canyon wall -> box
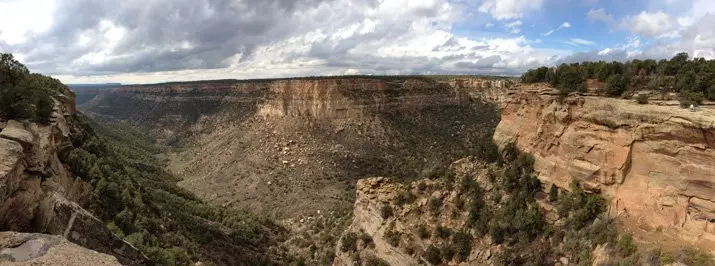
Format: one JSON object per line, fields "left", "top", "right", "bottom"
{"left": 493, "top": 85, "right": 715, "bottom": 248}
{"left": 258, "top": 78, "right": 467, "bottom": 118}
{"left": 0, "top": 93, "right": 146, "bottom": 265}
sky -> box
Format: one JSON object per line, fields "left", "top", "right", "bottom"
{"left": 0, "top": 0, "right": 714, "bottom": 84}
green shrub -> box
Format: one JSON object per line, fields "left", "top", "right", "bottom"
{"left": 605, "top": 74, "right": 628, "bottom": 97}
{"left": 385, "top": 229, "right": 400, "bottom": 247}
{"left": 548, "top": 184, "right": 558, "bottom": 202}
{"left": 380, "top": 204, "right": 393, "bottom": 219}
{"left": 364, "top": 255, "right": 390, "bottom": 266}
{"left": 395, "top": 188, "right": 416, "bottom": 206}
{"left": 679, "top": 90, "right": 704, "bottom": 108}
{"left": 429, "top": 197, "right": 443, "bottom": 216}
{"left": 677, "top": 247, "right": 713, "bottom": 266}
{"left": 425, "top": 245, "right": 442, "bottom": 265}
{"left": 453, "top": 231, "right": 472, "bottom": 261}
{"left": 616, "top": 233, "right": 637, "bottom": 257}
{"left": 417, "top": 182, "right": 427, "bottom": 192}
{"left": 358, "top": 230, "right": 373, "bottom": 247}
{"left": 417, "top": 224, "right": 430, "bottom": 239}
{"left": 341, "top": 232, "right": 358, "bottom": 253}
{"left": 636, "top": 94, "right": 649, "bottom": 104}
{"left": 434, "top": 225, "right": 452, "bottom": 239}
{"left": 440, "top": 244, "right": 455, "bottom": 261}
{"left": 708, "top": 85, "right": 715, "bottom": 101}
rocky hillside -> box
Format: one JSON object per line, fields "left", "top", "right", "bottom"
{"left": 83, "top": 77, "right": 504, "bottom": 220}
{"left": 1, "top": 55, "right": 290, "bottom": 266}
{"left": 493, "top": 85, "right": 715, "bottom": 250}
{"left": 0, "top": 92, "right": 147, "bottom": 264}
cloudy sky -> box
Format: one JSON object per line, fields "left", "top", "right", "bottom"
{"left": 1, "top": 0, "right": 714, "bottom": 84}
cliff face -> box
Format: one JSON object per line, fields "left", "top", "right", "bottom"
{"left": 493, "top": 85, "right": 715, "bottom": 247}
{"left": 0, "top": 93, "right": 145, "bottom": 265}
{"left": 258, "top": 78, "right": 467, "bottom": 118}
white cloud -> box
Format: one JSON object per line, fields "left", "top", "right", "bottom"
{"left": 478, "top": 0, "right": 545, "bottom": 20}
{"left": 0, "top": 0, "right": 567, "bottom": 83}
{"left": 566, "top": 38, "right": 596, "bottom": 45}
{"left": 505, "top": 20, "right": 523, "bottom": 34}
{"left": 586, "top": 8, "right": 614, "bottom": 24}
{"left": 542, "top": 21, "right": 570, "bottom": 36}
{"left": 624, "top": 11, "right": 675, "bottom": 37}
{"left": 0, "top": 0, "right": 55, "bottom": 45}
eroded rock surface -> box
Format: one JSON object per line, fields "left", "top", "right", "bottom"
{"left": 493, "top": 86, "right": 715, "bottom": 247}
{"left": 0, "top": 232, "right": 119, "bottom": 265}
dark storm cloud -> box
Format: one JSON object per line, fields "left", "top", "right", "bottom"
{"left": 13, "top": 0, "right": 336, "bottom": 75}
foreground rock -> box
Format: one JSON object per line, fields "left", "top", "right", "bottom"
{"left": 0, "top": 232, "right": 119, "bottom": 265}
{"left": 493, "top": 85, "right": 715, "bottom": 248}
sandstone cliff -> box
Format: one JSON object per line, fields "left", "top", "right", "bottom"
{"left": 0, "top": 93, "right": 145, "bottom": 265}
{"left": 493, "top": 85, "right": 715, "bottom": 249}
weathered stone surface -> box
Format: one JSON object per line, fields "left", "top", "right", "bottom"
{"left": 0, "top": 121, "right": 34, "bottom": 149}
{"left": 0, "top": 232, "right": 119, "bottom": 265}
{"left": 493, "top": 86, "right": 715, "bottom": 247}
{"left": 334, "top": 178, "right": 420, "bottom": 266}
{"left": 258, "top": 78, "right": 468, "bottom": 119}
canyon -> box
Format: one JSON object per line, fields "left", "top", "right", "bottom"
{"left": 4, "top": 75, "right": 715, "bottom": 265}
{"left": 83, "top": 77, "right": 503, "bottom": 220}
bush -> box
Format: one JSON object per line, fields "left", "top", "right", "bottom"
{"left": 417, "top": 224, "right": 430, "bottom": 239}
{"left": 429, "top": 197, "right": 443, "bottom": 216}
{"left": 434, "top": 225, "right": 452, "bottom": 239}
{"left": 385, "top": 229, "right": 400, "bottom": 247}
{"left": 395, "top": 188, "right": 416, "bottom": 206}
{"left": 380, "top": 204, "right": 393, "bottom": 219}
{"left": 548, "top": 184, "right": 558, "bottom": 202}
{"left": 453, "top": 231, "right": 472, "bottom": 261}
{"left": 425, "top": 245, "right": 442, "bottom": 265}
{"left": 605, "top": 74, "right": 628, "bottom": 97}
{"left": 616, "top": 233, "right": 637, "bottom": 257}
{"left": 341, "top": 232, "right": 358, "bottom": 253}
{"left": 364, "top": 255, "right": 390, "bottom": 266}
{"left": 708, "top": 85, "right": 715, "bottom": 101}
{"left": 636, "top": 94, "right": 649, "bottom": 104}
{"left": 679, "top": 90, "right": 704, "bottom": 108}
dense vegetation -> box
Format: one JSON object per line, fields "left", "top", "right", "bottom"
{"left": 522, "top": 53, "right": 715, "bottom": 106}
{"left": 0, "top": 53, "right": 70, "bottom": 123}
{"left": 61, "top": 116, "right": 285, "bottom": 265}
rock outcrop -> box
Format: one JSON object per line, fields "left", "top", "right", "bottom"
{"left": 493, "top": 85, "right": 715, "bottom": 248}
{"left": 0, "top": 94, "right": 147, "bottom": 265}
{"left": 0, "top": 232, "right": 120, "bottom": 265}
{"left": 258, "top": 78, "right": 467, "bottom": 118}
